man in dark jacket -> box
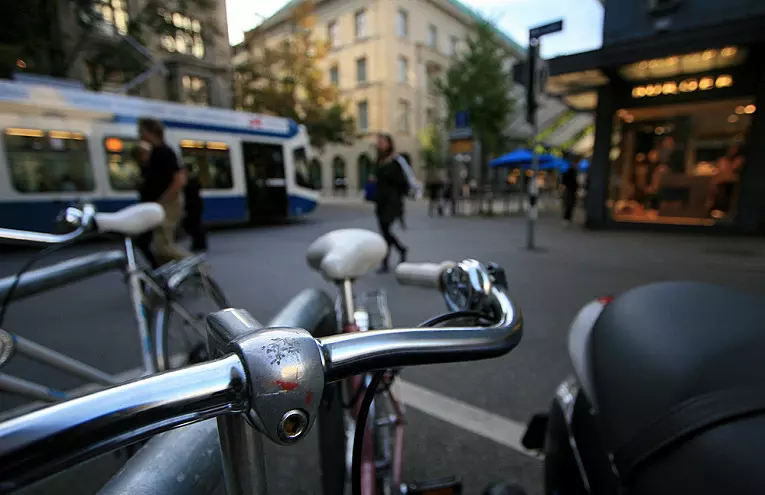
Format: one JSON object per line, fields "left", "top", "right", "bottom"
{"left": 561, "top": 160, "right": 579, "bottom": 225}
{"left": 182, "top": 166, "right": 207, "bottom": 252}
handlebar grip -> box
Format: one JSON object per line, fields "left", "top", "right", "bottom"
{"left": 394, "top": 261, "right": 455, "bottom": 289}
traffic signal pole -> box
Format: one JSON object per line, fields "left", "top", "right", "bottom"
{"left": 523, "top": 20, "right": 563, "bottom": 251}
{"left": 526, "top": 39, "right": 540, "bottom": 250}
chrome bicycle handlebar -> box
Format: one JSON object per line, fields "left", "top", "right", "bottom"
{"left": 319, "top": 284, "right": 519, "bottom": 381}
{"left": 0, "top": 259, "right": 522, "bottom": 492}
{"left": 0, "top": 355, "right": 246, "bottom": 492}
{"left": 0, "top": 203, "right": 96, "bottom": 245}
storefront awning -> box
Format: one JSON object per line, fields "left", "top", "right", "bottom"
{"left": 545, "top": 15, "right": 765, "bottom": 110}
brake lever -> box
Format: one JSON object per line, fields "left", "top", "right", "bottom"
{"left": 487, "top": 263, "right": 508, "bottom": 291}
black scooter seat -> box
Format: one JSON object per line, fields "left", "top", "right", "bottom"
{"left": 591, "top": 281, "right": 765, "bottom": 493}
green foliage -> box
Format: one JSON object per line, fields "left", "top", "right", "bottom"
{"left": 419, "top": 123, "right": 445, "bottom": 175}
{"left": 435, "top": 19, "right": 515, "bottom": 178}
{"left": 235, "top": 1, "right": 355, "bottom": 151}
{"left": 0, "top": 0, "right": 217, "bottom": 90}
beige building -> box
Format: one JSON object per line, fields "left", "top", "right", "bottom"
{"left": 238, "top": 0, "right": 525, "bottom": 196}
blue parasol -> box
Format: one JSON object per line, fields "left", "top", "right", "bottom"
{"left": 488, "top": 149, "right": 557, "bottom": 168}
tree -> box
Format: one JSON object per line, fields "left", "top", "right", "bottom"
{"left": 0, "top": 0, "right": 218, "bottom": 90}
{"left": 418, "top": 123, "right": 446, "bottom": 181}
{"left": 435, "top": 19, "right": 515, "bottom": 184}
{"left": 234, "top": 0, "right": 355, "bottom": 151}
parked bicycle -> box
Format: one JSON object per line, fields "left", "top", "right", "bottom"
{"left": 0, "top": 239, "right": 523, "bottom": 494}
{"left": 0, "top": 202, "right": 228, "bottom": 406}
{"left": 307, "top": 229, "right": 496, "bottom": 494}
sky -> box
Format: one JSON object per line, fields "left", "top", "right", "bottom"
{"left": 225, "top": 0, "right": 604, "bottom": 59}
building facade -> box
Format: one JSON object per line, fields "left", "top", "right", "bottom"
{"left": 21, "top": 0, "right": 232, "bottom": 108}
{"left": 238, "top": 0, "right": 527, "bottom": 196}
{"left": 548, "top": 0, "right": 765, "bottom": 233}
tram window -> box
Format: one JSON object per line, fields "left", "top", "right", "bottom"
{"left": 179, "top": 140, "right": 233, "bottom": 189}
{"left": 293, "top": 147, "right": 315, "bottom": 189}
{"left": 104, "top": 136, "right": 142, "bottom": 191}
{"left": 4, "top": 128, "right": 94, "bottom": 193}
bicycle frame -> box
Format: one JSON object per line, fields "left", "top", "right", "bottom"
{"left": 0, "top": 226, "right": 213, "bottom": 405}
{"left": 336, "top": 279, "right": 404, "bottom": 495}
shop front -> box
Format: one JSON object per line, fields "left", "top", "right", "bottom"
{"left": 548, "top": 29, "right": 765, "bottom": 233}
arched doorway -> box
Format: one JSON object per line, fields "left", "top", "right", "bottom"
{"left": 357, "top": 153, "right": 373, "bottom": 191}
{"left": 309, "top": 158, "right": 322, "bottom": 190}
{"left": 332, "top": 155, "right": 347, "bottom": 196}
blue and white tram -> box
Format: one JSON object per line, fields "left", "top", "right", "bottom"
{"left": 0, "top": 80, "right": 319, "bottom": 232}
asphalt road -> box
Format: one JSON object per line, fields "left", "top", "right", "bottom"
{"left": 4, "top": 202, "right": 765, "bottom": 495}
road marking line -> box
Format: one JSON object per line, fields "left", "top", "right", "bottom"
{"left": 393, "top": 379, "right": 542, "bottom": 460}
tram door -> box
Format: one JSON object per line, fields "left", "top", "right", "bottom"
{"left": 241, "top": 141, "right": 288, "bottom": 222}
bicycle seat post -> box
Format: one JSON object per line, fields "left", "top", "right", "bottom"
{"left": 339, "top": 278, "right": 356, "bottom": 327}
{"left": 207, "top": 310, "right": 269, "bottom": 495}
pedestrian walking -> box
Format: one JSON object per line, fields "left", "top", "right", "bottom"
{"left": 561, "top": 160, "right": 580, "bottom": 226}
{"left": 132, "top": 140, "right": 159, "bottom": 269}
{"left": 137, "top": 118, "right": 192, "bottom": 265}
{"left": 182, "top": 164, "right": 207, "bottom": 252}
{"left": 373, "top": 133, "right": 409, "bottom": 273}
{"left": 427, "top": 170, "right": 445, "bottom": 217}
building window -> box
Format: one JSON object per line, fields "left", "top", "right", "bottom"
{"left": 450, "top": 36, "right": 458, "bottom": 57}
{"left": 428, "top": 25, "right": 437, "bottom": 49}
{"left": 328, "top": 20, "right": 339, "bottom": 49}
{"left": 104, "top": 136, "right": 142, "bottom": 190}
{"left": 181, "top": 75, "right": 210, "bottom": 106}
{"left": 329, "top": 65, "right": 339, "bottom": 86}
{"left": 355, "top": 10, "right": 367, "bottom": 39}
{"left": 426, "top": 67, "right": 441, "bottom": 95}
{"left": 397, "top": 9, "right": 408, "bottom": 38}
{"left": 293, "top": 147, "right": 317, "bottom": 190}
{"left": 309, "top": 158, "right": 323, "bottom": 190}
{"left": 427, "top": 107, "right": 437, "bottom": 125}
{"left": 159, "top": 9, "right": 205, "bottom": 59}
{"left": 356, "top": 57, "right": 367, "bottom": 84}
{"left": 397, "top": 100, "right": 410, "bottom": 133}
{"left": 357, "top": 100, "right": 369, "bottom": 132}
{"left": 398, "top": 56, "right": 408, "bottom": 83}
{"left": 4, "top": 128, "right": 94, "bottom": 193}
{"left": 179, "top": 140, "right": 234, "bottom": 189}
{"left": 608, "top": 98, "right": 755, "bottom": 226}
{"left": 93, "top": 0, "right": 129, "bottom": 35}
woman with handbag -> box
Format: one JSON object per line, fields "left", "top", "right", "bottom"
{"left": 373, "top": 133, "right": 409, "bottom": 273}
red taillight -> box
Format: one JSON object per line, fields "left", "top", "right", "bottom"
{"left": 597, "top": 296, "right": 614, "bottom": 305}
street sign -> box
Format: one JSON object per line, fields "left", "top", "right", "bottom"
{"left": 529, "top": 20, "right": 563, "bottom": 40}
{"left": 449, "top": 128, "right": 473, "bottom": 140}
{"left": 455, "top": 110, "right": 470, "bottom": 129}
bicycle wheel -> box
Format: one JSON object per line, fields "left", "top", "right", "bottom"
{"left": 318, "top": 289, "right": 397, "bottom": 495}
{"left": 153, "top": 270, "right": 229, "bottom": 371}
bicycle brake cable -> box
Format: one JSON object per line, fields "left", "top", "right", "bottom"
{"left": 0, "top": 242, "right": 75, "bottom": 329}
